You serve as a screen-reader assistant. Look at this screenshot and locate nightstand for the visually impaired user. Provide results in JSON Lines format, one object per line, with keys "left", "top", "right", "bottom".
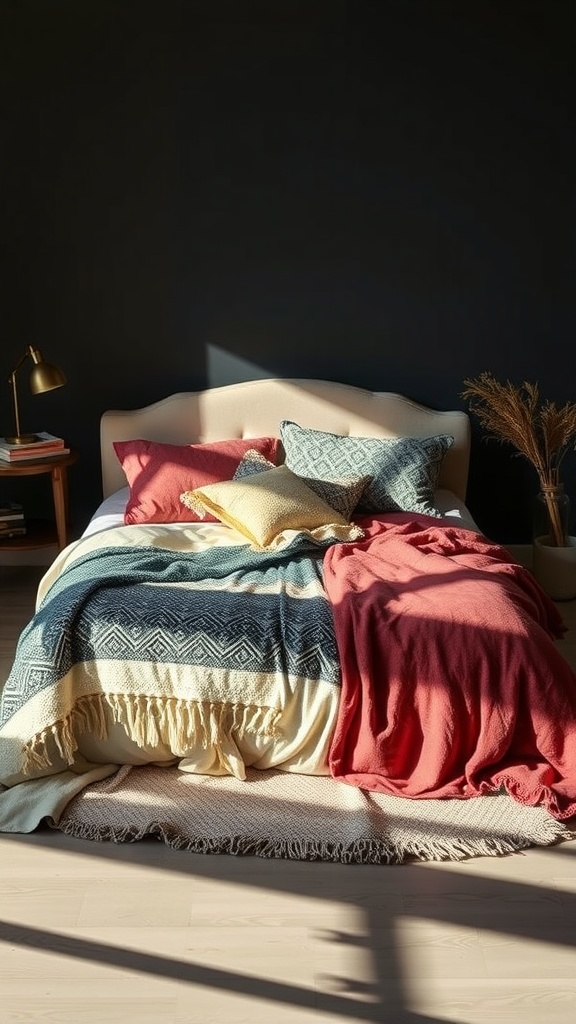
{"left": 0, "top": 450, "right": 79, "bottom": 552}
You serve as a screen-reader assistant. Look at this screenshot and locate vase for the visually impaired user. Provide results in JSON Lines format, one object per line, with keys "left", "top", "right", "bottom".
{"left": 532, "top": 484, "right": 576, "bottom": 600}
{"left": 533, "top": 484, "right": 571, "bottom": 547}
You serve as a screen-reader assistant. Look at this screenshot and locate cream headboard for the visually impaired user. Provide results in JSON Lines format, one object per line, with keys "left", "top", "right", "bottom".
{"left": 100, "top": 378, "right": 471, "bottom": 502}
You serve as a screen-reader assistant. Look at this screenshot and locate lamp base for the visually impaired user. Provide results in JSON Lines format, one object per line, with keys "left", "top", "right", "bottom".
{"left": 5, "top": 433, "right": 43, "bottom": 445}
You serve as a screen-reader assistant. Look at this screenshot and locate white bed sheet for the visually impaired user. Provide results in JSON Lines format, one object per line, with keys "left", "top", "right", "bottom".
{"left": 82, "top": 486, "right": 482, "bottom": 540}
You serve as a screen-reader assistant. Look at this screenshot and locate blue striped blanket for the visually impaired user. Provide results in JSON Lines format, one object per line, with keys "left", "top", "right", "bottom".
{"left": 0, "top": 532, "right": 342, "bottom": 785}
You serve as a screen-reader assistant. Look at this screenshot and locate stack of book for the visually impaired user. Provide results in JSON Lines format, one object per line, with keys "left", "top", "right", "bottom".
{"left": 0, "top": 500, "right": 26, "bottom": 539}
{"left": 0, "top": 432, "right": 70, "bottom": 463}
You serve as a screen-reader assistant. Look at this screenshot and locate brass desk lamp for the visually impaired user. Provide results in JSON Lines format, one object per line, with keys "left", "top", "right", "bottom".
{"left": 6, "top": 345, "right": 67, "bottom": 444}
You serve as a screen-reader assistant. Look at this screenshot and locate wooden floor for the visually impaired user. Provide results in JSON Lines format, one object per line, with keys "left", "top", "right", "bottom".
{"left": 2, "top": 566, "right": 576, "bottom": 1023}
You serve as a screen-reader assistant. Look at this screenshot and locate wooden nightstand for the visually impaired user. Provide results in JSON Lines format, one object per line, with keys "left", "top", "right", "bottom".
{"left": 0, "top": 450, "right": 79, "bottom": 552}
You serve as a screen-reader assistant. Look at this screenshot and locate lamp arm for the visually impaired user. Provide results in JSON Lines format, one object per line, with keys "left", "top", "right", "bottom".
{"left": 7, "top": 347, "right": 35, "bottom": 441}
{"left": 9, "top": 369, "right": 23, "bottom": 439}
{"left": 7, "top": 345, "right": 35, "bottom": 383}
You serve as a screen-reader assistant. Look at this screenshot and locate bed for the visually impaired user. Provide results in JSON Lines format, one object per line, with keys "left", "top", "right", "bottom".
{"left": 2, "top": 378, "right": 576, "bottom": 864}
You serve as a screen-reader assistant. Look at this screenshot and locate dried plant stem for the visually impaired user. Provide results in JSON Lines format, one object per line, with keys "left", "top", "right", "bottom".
{"left": 462, "top": 373, "right": 576, "bottom": 547}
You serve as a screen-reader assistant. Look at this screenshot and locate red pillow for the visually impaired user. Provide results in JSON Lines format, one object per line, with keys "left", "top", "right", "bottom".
{"left": 113, "top": 436, "right": 281, "bottom": 525}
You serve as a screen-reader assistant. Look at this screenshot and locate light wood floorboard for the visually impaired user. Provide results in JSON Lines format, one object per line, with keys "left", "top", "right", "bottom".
{"left": 2, "top": 565, "right": 576, "bottom": 1023}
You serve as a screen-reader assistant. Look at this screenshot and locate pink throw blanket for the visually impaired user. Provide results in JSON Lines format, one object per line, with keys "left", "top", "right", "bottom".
{"left": 324, "top": 516, "right": 576, "bottom": 820}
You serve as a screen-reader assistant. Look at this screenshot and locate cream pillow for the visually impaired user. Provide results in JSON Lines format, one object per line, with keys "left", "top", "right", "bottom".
{"left": 231, "top": 448, "right": 371, "bottom": 519}
{"left": 180, "top": 464, "right": 365, "bottom": 549}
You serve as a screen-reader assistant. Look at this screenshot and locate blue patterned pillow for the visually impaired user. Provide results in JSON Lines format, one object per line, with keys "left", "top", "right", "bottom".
{"left": 233, "top": 448, "right": 371, "bottom": 521}
{"left": 232, "top": 449, "right": 276, "bottom": 480}
{"left": 279, "top": 422, "right": 454, "bottom": 518}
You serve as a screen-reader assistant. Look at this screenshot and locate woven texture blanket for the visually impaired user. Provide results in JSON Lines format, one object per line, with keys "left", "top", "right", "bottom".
{"left": 50, "top": 763, "right": 576, "bottom": 865}
{"left": 3, "top": 514, "right": 576, "bottom": 840}
{"left": 0, "top": 533, "right": 341, "bottom": 789}
{"left": 325, "top": 515, "right": 576, "bottom": 820}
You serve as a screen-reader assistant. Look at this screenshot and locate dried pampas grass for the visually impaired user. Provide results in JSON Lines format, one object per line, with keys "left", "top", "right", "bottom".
{"left": 461, "top": 372, "right": 576, "bottom": 546}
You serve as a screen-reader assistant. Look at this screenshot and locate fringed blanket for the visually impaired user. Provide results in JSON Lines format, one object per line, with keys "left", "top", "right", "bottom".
{"left": 2, "top": 515, "right": 576, "bottom": 840}
{"left": 0, "top": 530, "right": 341, "bottom": 792}
{"left": 49, "top": 764, "right": 576, "bottom": 865}
{"left": 325, "top": 515, "right": 576, "bottom": 820}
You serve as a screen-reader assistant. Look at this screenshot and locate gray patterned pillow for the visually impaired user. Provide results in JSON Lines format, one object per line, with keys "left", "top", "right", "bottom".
{"left": 232, "top": 448, "right": 370, "bottom": 521}
{"left": 279, "top": 421, "right": 454, "bottom": 518}
{"left": 295, "top": 473, "right": 371, "bottom": 521}
{"left": 232, "top": 449, "right": 276, "bottom": 480}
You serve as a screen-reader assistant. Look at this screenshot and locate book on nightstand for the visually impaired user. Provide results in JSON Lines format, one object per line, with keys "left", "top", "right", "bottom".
{"left": 0, "top": 432, "right": 69, "bottom": 462}
{"left": 0, "top": 500, "right": 26, "bottom": 537}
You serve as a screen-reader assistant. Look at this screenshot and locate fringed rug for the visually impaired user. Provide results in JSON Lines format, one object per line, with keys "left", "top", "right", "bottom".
{"left": 49, "top": 764, "right": 576, "bottom": 864}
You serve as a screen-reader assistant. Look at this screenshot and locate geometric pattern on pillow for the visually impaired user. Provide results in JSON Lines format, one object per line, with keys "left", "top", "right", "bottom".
{"left": 180, "top": 463, "right": 366, "bottom": 549}
{"left": 233, "top": 446, "right": 373, "bottom": 520}
{"left": 232, "top": 449, "right": 277, "bottom": 481}
{"left": 113, "top": 436, "right": 281, "bottom": 525}
{"left": 295, "top": 474, "right": 372, "bottom": 521}
{"left": 280, "top": 421, "right": 454, "bottom": 518}
{"left": 232, "top": 449, "right": 371, "bottom": 521}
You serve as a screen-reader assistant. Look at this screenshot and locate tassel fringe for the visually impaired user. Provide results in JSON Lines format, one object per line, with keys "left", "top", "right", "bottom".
{"left": 49, "top": 814, "right": 576, "bottom": 865}
{"left": 21, "top": 693, "right": 281, "bottom": 775}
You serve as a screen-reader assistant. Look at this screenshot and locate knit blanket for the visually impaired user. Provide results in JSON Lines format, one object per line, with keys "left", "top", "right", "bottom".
{"left": 49, "top": 764, "right": 576, "bottom": 865}
{"left": 0, "top": 530, "right": 341, "bottom": 792}
{"left": 3, "top": 514, "right": 576, "bottom": 840}
{"left": 325, "top": 515, "right": 576, "bottom": 820}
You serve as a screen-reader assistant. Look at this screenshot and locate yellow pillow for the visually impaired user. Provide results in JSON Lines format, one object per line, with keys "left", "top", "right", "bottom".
{"left": 180, "top": 464, "right": 365, "bottom": 549}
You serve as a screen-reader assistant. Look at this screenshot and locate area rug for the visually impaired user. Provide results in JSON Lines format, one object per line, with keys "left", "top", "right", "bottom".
{"left": 48, "top": 764, "right": 576, "bottom": 864}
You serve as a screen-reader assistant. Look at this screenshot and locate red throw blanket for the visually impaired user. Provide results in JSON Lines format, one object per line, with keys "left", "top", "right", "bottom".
{"left": 324, "top": 515, "right": 576, "bottom": 820}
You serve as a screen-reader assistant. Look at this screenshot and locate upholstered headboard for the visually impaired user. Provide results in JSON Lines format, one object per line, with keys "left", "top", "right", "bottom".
{"left": 100, "top": 378, "right": 471, "bottom": 502}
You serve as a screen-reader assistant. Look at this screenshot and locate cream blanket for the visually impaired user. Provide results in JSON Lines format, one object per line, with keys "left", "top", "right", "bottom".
{"left": 0, "top": 523, "right": 341, "bottom": 831}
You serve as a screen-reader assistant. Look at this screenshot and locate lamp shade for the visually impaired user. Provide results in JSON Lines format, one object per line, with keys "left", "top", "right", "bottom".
{"left": 29, "top": 360, "right": 67, "bottom": 394}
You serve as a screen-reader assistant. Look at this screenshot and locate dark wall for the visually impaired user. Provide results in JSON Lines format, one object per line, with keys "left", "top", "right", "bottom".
{"left": 1, "top": 0, "right": 574, "bottom": 542}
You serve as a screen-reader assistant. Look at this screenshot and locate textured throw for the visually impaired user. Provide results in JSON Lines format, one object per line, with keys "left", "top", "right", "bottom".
{"left": 50, "top": 763, "right": 576, "bottom": 864}
{"left": 325, "top": 515, "right": 576, "bottom": 820}
{"left": 4, "top": 514, "right": 576, "bottom": 848}
{"left": 0, "top": 534, "right": 340, "bottom": 787}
